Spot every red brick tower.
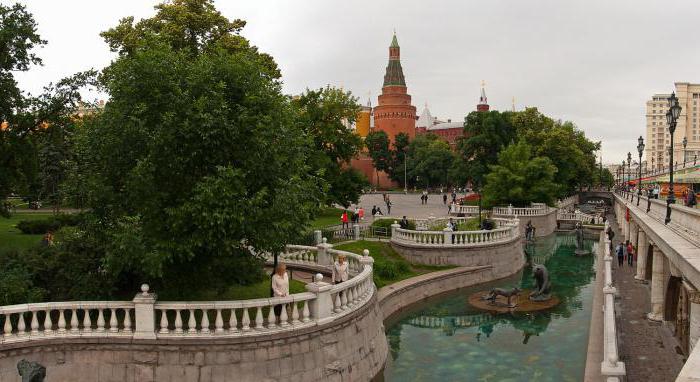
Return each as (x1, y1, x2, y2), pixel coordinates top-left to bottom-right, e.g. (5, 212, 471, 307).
(373, 33, 416, 143)
(477, 81, 490, 112)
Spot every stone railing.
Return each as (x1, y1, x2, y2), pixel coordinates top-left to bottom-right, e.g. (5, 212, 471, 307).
(391, 218, 519, 247)
(413, 216, 474, 231)
(618, 191, 700, 247)
(557, 211, 604, 225)
(492, 204, 550, 217)
(0, 244, 375, 345)
(449, 204, 480, 216)
(557, 195, 578, 211)
(0, 301, 135, 345)
(600, 222, 626, 380)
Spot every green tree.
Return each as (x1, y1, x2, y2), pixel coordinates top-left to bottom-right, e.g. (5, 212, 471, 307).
(292, 87, 366, 207)
(455, 111, 517, 187)
(482, 141, 558, 207)
(365, 130, 392, 187)
(72, 0, 321, 296)
(407, 134, 455, 188)
(390, 132, 410, 186)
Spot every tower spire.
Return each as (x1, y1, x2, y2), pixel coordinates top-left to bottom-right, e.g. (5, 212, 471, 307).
(477, 80, 490, 112)
(383, 32, 405, 86)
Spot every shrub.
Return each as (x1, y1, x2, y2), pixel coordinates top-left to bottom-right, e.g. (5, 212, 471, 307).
(371, 218, 415, 235)
(16, 214, 82, 234)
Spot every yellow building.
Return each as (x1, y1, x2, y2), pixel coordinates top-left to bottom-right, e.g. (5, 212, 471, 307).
(355, 105, 371, 138)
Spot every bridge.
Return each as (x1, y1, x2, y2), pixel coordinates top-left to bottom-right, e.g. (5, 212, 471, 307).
(611, 191, 700, 381)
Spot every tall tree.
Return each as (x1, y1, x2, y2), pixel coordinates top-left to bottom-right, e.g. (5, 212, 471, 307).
(455, 111, 517, 188)
(365, 130, 392, 187)
(292, 87, 366, 207)
(72, 0, 321, 295)
(407, 134, 455, 189)
(482, 141, 558, 207)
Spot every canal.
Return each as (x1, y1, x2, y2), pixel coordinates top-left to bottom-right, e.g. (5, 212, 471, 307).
(380, 233, 597, 381)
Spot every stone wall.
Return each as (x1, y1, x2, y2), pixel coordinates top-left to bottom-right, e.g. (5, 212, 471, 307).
(504, 208, 557, 238)
(0, 296, 387, 382)
(378, 266, 500, 320)
(390, 235, 525, 280)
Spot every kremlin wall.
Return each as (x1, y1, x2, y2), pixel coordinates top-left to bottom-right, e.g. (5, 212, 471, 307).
(351, 33, 490, 188)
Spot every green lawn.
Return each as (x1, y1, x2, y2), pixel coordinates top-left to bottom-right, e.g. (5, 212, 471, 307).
(0, 212, 52, 252)
(334, 240, 453, 288)
(310, 206, 346, 229)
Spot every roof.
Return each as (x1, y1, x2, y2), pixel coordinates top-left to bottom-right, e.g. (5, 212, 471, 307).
(390, 34, 399, 48)
(428, 121, 464, 131)
(383, 57, 406, 86)
(416, 105, 434, 128)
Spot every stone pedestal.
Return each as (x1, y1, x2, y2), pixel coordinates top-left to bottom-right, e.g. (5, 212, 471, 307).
(316, 238, 332, 266)
(648, 246, 666, 322)
(635, 230, 648, 281)
(133, 284, 156, 340)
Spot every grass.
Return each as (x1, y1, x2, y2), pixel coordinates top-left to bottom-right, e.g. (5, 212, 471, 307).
(334, 240, 453, 288)
(159, 277, 307, 301)
(0, 212, 53, 252)
(310, 206, 346, 229)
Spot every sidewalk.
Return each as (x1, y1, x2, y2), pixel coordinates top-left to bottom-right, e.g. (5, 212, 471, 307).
(607, 214, 685, 381)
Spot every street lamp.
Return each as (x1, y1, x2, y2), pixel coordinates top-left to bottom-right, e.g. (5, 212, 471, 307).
(627, 152, 632, 196)
(621, 160, 626, 192)
(637, 136, 645, 206)
(665, 92, 682, 224)
(682, 136, 688, 167)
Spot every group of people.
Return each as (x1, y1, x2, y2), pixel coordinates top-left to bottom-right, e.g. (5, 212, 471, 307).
(420, 191, 429, 205)
(340, 207, 364, 229)
(382, 193, 392, 214)
(615, 240, 636, 268)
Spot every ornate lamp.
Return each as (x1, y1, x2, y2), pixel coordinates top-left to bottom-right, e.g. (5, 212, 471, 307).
(637, 136, 645, 205)
(665, 92, 681, 224)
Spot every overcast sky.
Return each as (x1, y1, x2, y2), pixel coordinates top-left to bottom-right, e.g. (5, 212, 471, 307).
(14, 0, 700, 163)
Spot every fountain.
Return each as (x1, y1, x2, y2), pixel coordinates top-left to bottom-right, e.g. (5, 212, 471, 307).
(468, 263, 558, 312)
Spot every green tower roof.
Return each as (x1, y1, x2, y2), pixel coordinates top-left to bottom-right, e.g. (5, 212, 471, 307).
(390, 33, 399, 48)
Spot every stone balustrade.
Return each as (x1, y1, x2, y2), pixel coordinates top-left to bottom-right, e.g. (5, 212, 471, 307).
(619, 191, 700, 246)
(492, 204, 550, 217)
(557, 195, 578, 211)
(557, 211, 604, 225)
(0, 243, 375, 347)
(391, 218, 519, 247)
(449, 204, 480, 216)
(600, 222, 626, 380)
(0, 301, 135, 345)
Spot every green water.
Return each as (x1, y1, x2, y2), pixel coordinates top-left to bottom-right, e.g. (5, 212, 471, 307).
(381, 233, 597, 382)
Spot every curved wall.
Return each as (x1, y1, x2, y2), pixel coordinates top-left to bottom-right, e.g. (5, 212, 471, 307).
(0, 296, 387, 382)
(496, 208, 557, 238)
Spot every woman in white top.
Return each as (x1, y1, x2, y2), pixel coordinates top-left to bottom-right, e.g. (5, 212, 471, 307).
(332, 255, 349, 284)
(272, 264, 289, 317)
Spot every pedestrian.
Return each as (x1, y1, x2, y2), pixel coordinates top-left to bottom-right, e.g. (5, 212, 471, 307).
(371, 205, 377, 216)
(400, 216, 409, 229)
(386, 198, 392, 215)
(424, 191, 428, 204)
(606, 226, 615, 252)
(616, 243, 624, 267)
(332, 255, 349, 285)
(687, 190, 697, 207)
(627, 241, 635, 267)
(358, 207, 365, 220)
(451, 191, 457, 204)
(341, 210, 349, 229)
(272, 264, 289, 317)
(443, 193, 448, 205)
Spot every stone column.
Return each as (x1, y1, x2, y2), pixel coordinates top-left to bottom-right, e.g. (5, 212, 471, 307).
(635, 230, 648, 281)
(624, 212, 630, 242)
(313, 230, 322, 245)
(317, 238, 332, 266)
(689, 290, 700, 352)
(630, 221, 638, 248)
(305, 274, 334, 325)
(133, 284, 157, 339)
(648, 246, 666, 322)
(353, 224, 360, 240)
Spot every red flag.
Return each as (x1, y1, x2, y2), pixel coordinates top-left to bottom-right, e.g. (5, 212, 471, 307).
(626, 207, 630, 222)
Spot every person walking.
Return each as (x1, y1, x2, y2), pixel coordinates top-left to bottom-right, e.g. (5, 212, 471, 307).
(400, 216, 409, 229)
(606, 225, 615, 252)
(627, 241, 635, 267)
(386, 197, 392, 215)
(616, 243, 624, 267)
(358, 207, 365, 220)
(443, 193, 448, 205)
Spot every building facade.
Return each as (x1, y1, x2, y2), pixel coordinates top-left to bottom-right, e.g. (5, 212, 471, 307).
(646, 83, 700, 171)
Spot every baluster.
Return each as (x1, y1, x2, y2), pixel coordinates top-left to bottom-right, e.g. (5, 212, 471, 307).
(255, 307, 264, 330)
(174, 310, 183, 334)
(17, 312, 26, 336)
(81, 309, 90, 332)
(4, 313, 13, 336)
(302, 301, 310, 322)
(159, 310, 169, 334)
(187, 308, 197, 333)
(200, 309, 210, 334)
(229, 308, 238, 332)
(70, 309, 79, 333)
(279, 303, 289, 327)
(267, 305, 276, 329)
(340, 290, 348, 310)
(333, 293, 341, 313)
(123, 309, 132, 332)
(215, 309, 224, 333)
(58, 309, 66, 333)
(31, 310, 39, 335)
(241, 308, 250, 331)
(291, 303, 300, 325)
(96, 309, 105, 332)
(109, 308, 119, 333)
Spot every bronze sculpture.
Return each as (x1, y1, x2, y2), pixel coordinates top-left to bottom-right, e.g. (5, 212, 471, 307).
(529, 264, 552, 301)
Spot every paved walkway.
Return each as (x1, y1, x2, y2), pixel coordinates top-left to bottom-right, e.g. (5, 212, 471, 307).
(607, 214, 685, 382)
(358, 192, 468, 219)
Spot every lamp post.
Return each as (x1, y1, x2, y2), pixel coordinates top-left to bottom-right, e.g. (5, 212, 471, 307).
(627, 152, 632, 196)
(682, 136, 688, 167)
(665, 92, 682, 224)
(621, 160, 626, 192)
(637, 136, 645, 206)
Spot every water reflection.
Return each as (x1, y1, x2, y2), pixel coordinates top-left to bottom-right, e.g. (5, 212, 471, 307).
(381, 233, 597, 382)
